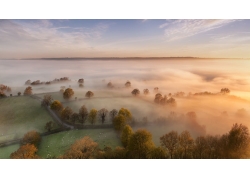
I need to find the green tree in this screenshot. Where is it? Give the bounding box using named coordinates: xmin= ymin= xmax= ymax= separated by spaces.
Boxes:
xmin=21 ymin=131 xmax=41 ymax=147
xmin=127 ymin=129 xmax=155 ymax=159
xmin=121 ymin=125 xmax=133 ymax=148
xmin=61 ymin=107 xmax=73 ymax=121
xmin=160 ymin=131 xmax=179 ymax=159
xmin=50 ymin=100 xmax=63 ymax=112
xmin=23 ymin=86 xmax=32 ymax=95
xmin=63 ymin=88 xmax=74 ymax=99
xmin=79 ymin=105 xmax=88 ymax=124
xmin=85 ymin=91 xmax=94 ymax=98
xmin=88 ymin=109 xmax=97 ymax=125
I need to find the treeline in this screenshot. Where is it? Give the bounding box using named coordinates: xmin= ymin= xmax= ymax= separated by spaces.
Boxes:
xmin=60 ymin=123 xmax=250 ymax=159
xmin=25 ymin=77 xmax=70 ymax=85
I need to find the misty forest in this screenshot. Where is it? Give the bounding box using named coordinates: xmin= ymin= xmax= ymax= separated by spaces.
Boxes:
xmin=0 ymin=59 xmax=250 ymax=159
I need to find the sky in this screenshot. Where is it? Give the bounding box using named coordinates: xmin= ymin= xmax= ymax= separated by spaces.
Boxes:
xmin=0 ymin=19 xmax=250 ymax=59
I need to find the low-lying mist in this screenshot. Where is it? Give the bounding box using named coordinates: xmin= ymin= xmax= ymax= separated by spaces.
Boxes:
xmin=1 ymin=59 xmax=250 ymax=138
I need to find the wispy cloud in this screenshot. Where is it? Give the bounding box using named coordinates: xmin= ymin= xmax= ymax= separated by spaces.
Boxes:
xmin=160 ymin=19 xmax=237 ymax=41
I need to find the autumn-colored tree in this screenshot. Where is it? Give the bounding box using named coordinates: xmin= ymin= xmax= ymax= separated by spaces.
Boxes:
xmin=41 ymin=94 xmax=53 ymax=107
xmin=143 ymin=89 xmax=149 ymax=95
xmin=98 ymin=108 xmax=109 ymax=124
xmin=150 ymin=147 xmax=167 ymax=159
xmin=131 ymin=89 xmax=140 ymax=96
xmin=160 ymin=131 xmax=179 ymax=159
xmin=10 ymin=144 xmax=39 ymax=159
xmin=113 ymin=114 xmax=126 ymax=132
xmin=85 ymin=91 xmax=94 ymax=98
xmin=127 ymin=129 xmax=155 ymax=159
xmin=118 ymin=108 xmax=132 ymax=122
xmin=125 ymin=81 xmax=131 ymax=88
xmin=0 ymin=91 xmax=6 ymax=98
xmin=79 ymin=105 xmax=88 ymax=124
xmin=194 ymin=136 xmax=207 ymax=159
xmin=61 ymin=107 xmax=73 ymax=121
xmin=109 ymin=109 xmax=118 ymax=121
xmin=45 ymin=121 xmax=54 ymax=132
xmin=71 ymin=113 xmax=79 ymax=124
xmin=121 ymin=125 xmax=133 ymax=148
xmin=179 ymin=130 xmax=194 ymax=158
xmin=88 ymin=109 xmax=97 ymax=125
xmin=50 ymin=100 xmax=63 ymax=112
xmin=21 ymin=131 xmax=41 ymax=147
xmin=23 ymin=86 xmax=32 ymax=95
xmin=63 ymin=88 xmax=74 ymax=99
xmin=62 ymin=136 xmax=98 ymax=159
xmin=227 ymin=123 xmax=250 ymax=158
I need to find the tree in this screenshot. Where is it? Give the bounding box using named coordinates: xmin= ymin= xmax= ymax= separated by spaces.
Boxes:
xmin=179 ymin=131 xmax=194 ymax=158
xmin=150 ymin=147 xmax=167 ymax=159
xmin=62 ymin=136 xmax=98 ymax=159
xmin=79 ymin=83 xmax=84 ymax=88
xmin=78 ymin=78 xmax=84 ymax=84
xmin=194 ymin=136 xmax=207 ymax=159
xmin=118 ymin=108 xmax=132 ymax=122
xmin=21 ymin=131 xmax=41 ymax=147
xmin=18 ymin=92 xmax=21 ymax=96
xmin=10 ymin=144 xmax=39 ymax=159
xmin=71 ymin=113 xmax=79 ymax=124
xmin=143 ymin=89 xmax=149 ymax=95
xmin=109 ymin=109 xmax=118 ymax=121
xmin=107 ymin=82 xmax=114 ymax=88
xmin=131 ymin=89 xmax=140 ymax=96
xmin=113 ymin=114 xmax=126 ymax=132
xmin=41 ymin=94 xmax=53 ymax=107
xmin=166 ymin=97 xmax=176 ymax=106
xmin=63 ymin=88 xmax=74 ymax=99
xmin=0 ymin=91 xmax=6 ymax=98
xmin=154 ymin=87 xmax=159 ymax=93
xmin=50 ymin=100 xmax=63 ymax=112
xmin=221 ymin=88 xmax=230 ymax=94
xmin=88 ymin=109 xmax=97 ymax=125
xmin=25 ymin=80 xmax=31 ymax=85
xmin=61 ymin=107 xmax=73 ymax=121
xmin=127 ymin=129 xmax=155 ymax=159
xmin=227 ymin=123 xmax=250 ymax=158
xmin=121 ymin=125 xmax=133 ymax=148
xmin=125 ymin=81 xmax=131 ymax=88
xmin=79 ymin=105 xmax=88 ymax=124
xmin=45 ymin=121 xmax=54 ymax=132
xmin=23 ymin=86 xmax=32 ymax=95
xmin=85 ymin=91 xmax=94 ymax=98
xmin=98 ymin=108 xmax=109 ymax=124
xmin=160 ymin=131 xmax=179 ymax=159
xmin=154 ymin=93 xmax=163 ymax=104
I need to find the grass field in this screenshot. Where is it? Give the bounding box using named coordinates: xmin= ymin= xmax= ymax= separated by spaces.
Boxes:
xmin=0 ymin=96 xmax=58 ymax=142
xmin=37 ymin=128 xmax=121 ymax=158
xmin=0 ymin=144 xmax=19 ymax=159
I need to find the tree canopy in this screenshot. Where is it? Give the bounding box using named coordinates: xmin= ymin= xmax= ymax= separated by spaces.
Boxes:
xmin=63 ymin=88 xmax=74 ymax=99
xmin=85 ymin=91 xmax=94 ymax=98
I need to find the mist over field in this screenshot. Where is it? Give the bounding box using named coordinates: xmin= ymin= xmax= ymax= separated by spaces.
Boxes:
xmin=1 ymin=59 xmax=250 ymax=137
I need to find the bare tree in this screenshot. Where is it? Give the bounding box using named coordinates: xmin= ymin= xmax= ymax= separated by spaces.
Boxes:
xmin=109 ymin=109 xmax=118 ymax=121
xmin=160 ymin=131 xmax=179 ymax=159
xmin=179 ymin=131 xmax=194 ymax=158
xmin=98 ymin=108 xmax=109 ymax=124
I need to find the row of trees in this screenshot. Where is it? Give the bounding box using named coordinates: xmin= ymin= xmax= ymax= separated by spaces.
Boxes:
xmin=60 ymin=122 xmax=250 ymax=159
xmin=25 ymin=77 xmax=70 ymax=86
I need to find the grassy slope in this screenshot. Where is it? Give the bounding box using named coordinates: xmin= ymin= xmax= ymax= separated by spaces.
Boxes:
xmin=0 ymin=96 xmax=57 ymax=142
xmin=37 ymin=128 xmax=121 ymax=158
xmin=0 ymin=144 xmax=19 ymax=159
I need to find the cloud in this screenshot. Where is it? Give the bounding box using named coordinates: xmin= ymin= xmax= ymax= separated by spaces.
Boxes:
xmin=0 ymin=20 xmax=109 ymax=58
xmin=160 ymin=19 xmax=237 ymax=41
